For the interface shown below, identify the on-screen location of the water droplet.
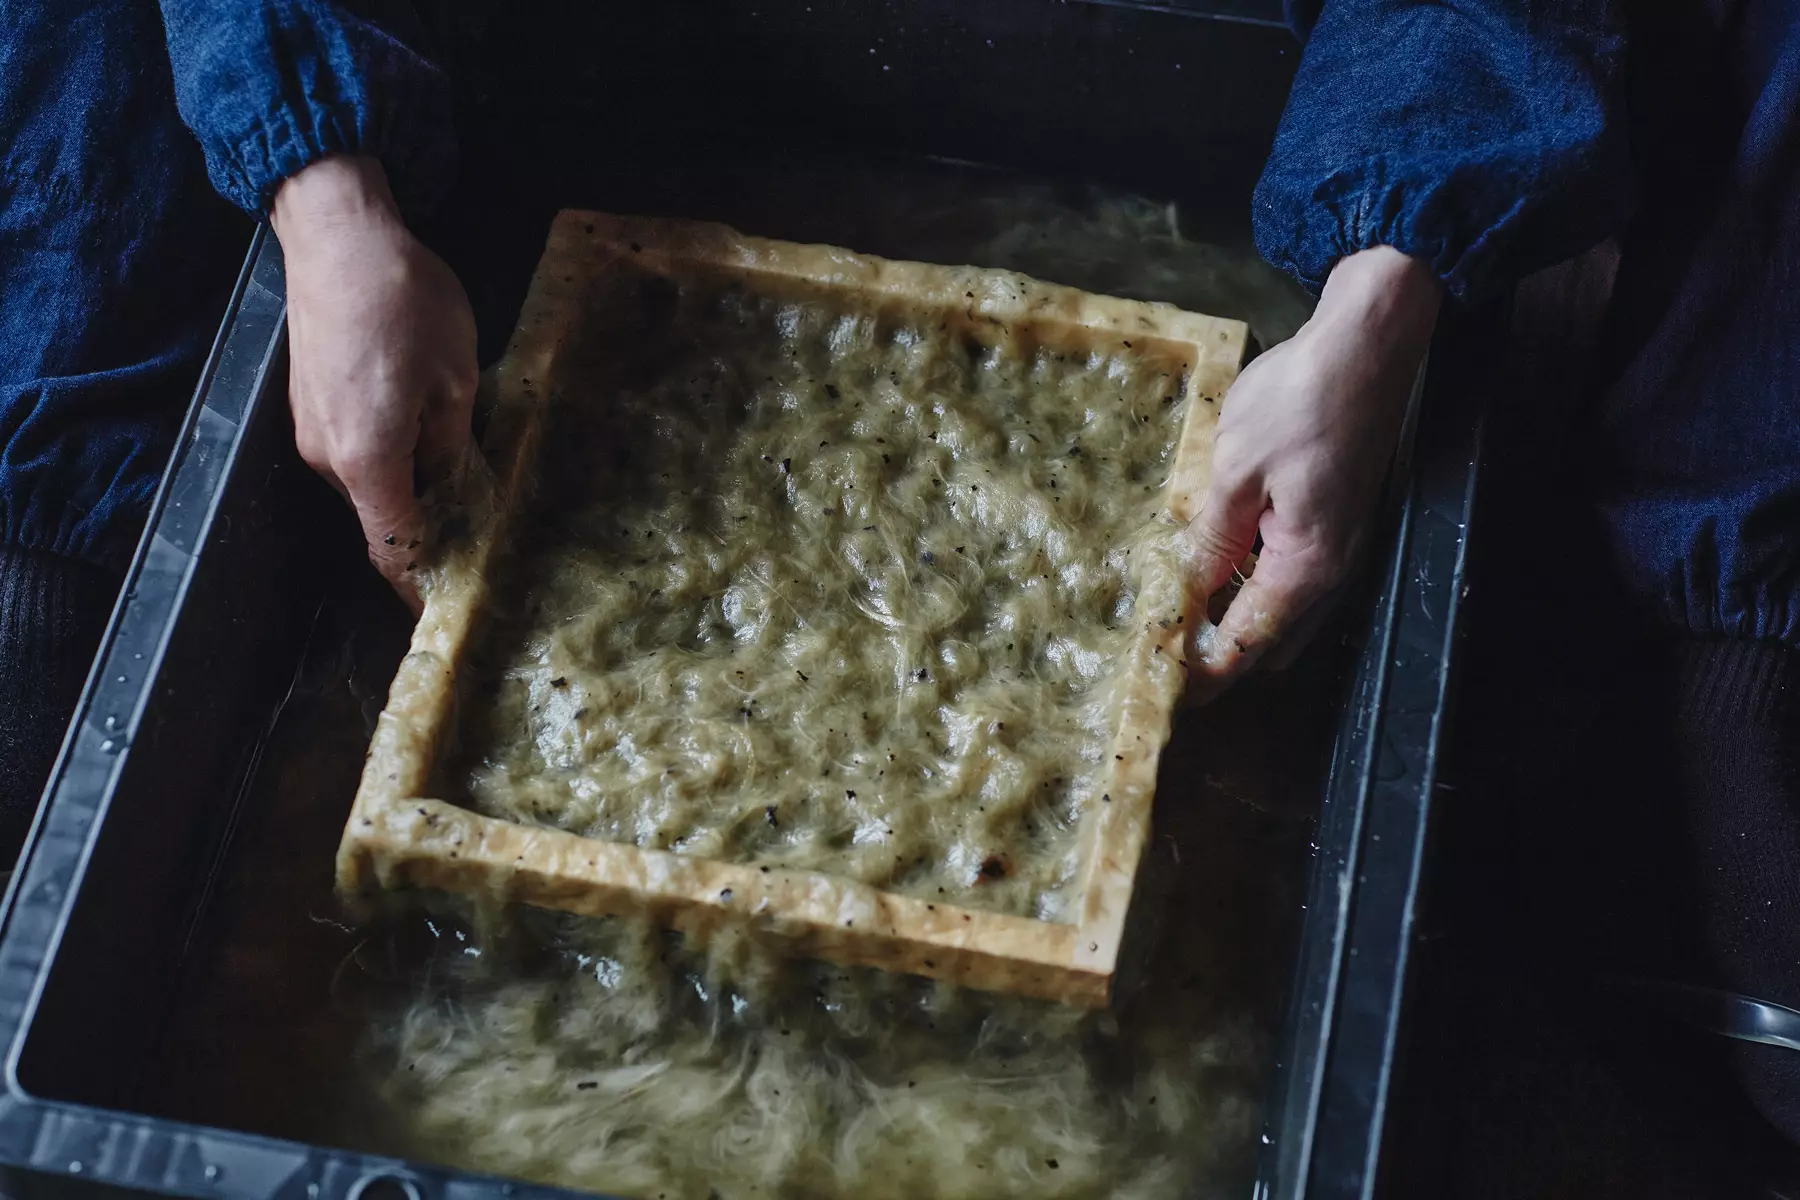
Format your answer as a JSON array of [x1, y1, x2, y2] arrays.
[[115, 675, 128, 684], [307, 1184, 321, 1198], [100, 739, 115, 753], [204, 1164, 222, 1182], [68, 1162, 83, 1175], [103, 715, 118, 730]]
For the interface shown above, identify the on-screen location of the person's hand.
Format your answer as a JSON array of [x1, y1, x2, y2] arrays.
[[1182, 246, 1442, 700], [270, 154, 477, 612]]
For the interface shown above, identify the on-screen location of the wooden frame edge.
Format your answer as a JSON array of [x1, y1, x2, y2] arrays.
[[342, 792, 1106, 1007], [1071, 317, 1250, 974], [336, 210, 1251, 1007]]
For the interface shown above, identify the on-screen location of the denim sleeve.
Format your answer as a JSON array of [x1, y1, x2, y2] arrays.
[[157, 0, 456, 218], [1255, 0, 1633, 301]]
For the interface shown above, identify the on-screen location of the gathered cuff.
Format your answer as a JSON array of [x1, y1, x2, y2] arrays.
[[1250, 0, 1632, 305], [163, 1, 457, 221], [1254, 139, 1630, 304]]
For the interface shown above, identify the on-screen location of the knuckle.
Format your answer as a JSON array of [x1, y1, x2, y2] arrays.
[[452, 362, 480, 402], [335, 447, 400, 486], [294, 437, 332, 475], [1186, 519, 1248, 564], [1222, 354, 1268, 397], [1207, 446, 1265, 506], [1209, 429, 1248, 476]]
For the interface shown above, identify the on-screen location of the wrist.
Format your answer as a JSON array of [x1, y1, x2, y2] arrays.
[[270, 155, 403, 243], [1312, 246, 1442, 350]]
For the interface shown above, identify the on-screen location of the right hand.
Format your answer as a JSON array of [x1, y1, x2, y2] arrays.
[[1182, 246, 1442, 701]]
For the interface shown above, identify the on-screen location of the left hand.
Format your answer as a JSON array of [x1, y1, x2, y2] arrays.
[[270, 154, 477, 612]]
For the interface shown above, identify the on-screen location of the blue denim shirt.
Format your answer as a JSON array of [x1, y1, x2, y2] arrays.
[[0, 0, 453, 570], [1261, 0, 1800, 646]]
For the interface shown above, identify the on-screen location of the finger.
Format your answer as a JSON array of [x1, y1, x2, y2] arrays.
[[1263, 581, 1340, 671], [308, 457, 352, 506], [1185, 542, 1333, 703], [1180, 469, 1266, 604], [338, 451, 427, 615], [417, 365, 477, 485], [1262, 524, 1371, 671], [290, 391, 353, 504]]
